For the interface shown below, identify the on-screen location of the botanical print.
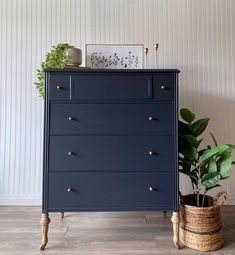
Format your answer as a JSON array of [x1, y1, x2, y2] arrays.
[[86, 45, 143, 69]]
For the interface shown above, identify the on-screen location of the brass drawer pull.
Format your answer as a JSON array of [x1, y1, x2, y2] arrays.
[[67, 187, 73, 192], [68, 151, 74, 156], [148, 116, 155, 121], [161, 85, 166, 90], [149, 186, 157, 192], [56, 85, 63, 90], [148, 150, 155, 156], [68, 117, 74, 121]]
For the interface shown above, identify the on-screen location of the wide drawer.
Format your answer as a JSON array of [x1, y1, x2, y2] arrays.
[[71, 75, 152, 100], [50, 103, 173, 135], [48, 172, 175, 211], [49, 73, 176, 101], [49, 136, 174, 171], [49, 74, 152, 100]]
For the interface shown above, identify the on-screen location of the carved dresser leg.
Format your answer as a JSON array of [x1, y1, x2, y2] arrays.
[[40, 213, 50, 250], [171, 211, 181, 249]]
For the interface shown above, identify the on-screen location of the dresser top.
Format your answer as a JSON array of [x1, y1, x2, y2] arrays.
[[45, 68, 180, 73]]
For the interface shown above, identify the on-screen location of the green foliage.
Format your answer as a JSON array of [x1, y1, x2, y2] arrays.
[[180, 108, 195, 123], [34, 43, 73, 97], [192, 118, 210, 137], [179, 108, 235, 207]]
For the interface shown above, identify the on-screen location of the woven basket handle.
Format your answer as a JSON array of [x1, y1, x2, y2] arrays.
[[214, 191, 228, 206]]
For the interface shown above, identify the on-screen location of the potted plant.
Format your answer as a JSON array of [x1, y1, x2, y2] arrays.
[[34, 43, 73, 97], [178, 108, 235, 251]]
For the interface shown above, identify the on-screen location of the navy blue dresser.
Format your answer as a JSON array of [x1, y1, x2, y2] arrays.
[[40, 69, 180, 250]]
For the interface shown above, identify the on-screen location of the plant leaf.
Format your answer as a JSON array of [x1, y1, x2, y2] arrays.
[[179, 157, 195, 166], [202, 172, 220, 188], [218, 154, 233, 178], [216, 147, 233, 164], [180, 108, 195, 123], [208, 158, 217, 173], [226, 144, 235, 149], [206, 184, 221, 191], [220, 175, 230, 180], [201, 144, 230, 161], [199, 164, 208, 178], [181, 135, 198, 148], [192, 118, 209, 137], [178, 121, 192, 136], [181, 146, 199, 161]]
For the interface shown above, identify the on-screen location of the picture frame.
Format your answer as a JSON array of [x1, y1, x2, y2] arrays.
[[85, 44, 144, 69]]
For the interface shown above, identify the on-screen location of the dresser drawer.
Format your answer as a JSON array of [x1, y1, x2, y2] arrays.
[[70, 75, 152, 100], [49, 136, 174, 171], [48, 172, 174, 211], [153, 74, 175, 101], [50, 103, 173, 135]]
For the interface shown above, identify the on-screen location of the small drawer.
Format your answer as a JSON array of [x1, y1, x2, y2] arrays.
[[48, 172, 174, 211], [49, 136, 174, 172], [49, 74, 70, 100], [50, 103, 173, 135], [71, 75, 152, 100], [153, 74, 175, 101]]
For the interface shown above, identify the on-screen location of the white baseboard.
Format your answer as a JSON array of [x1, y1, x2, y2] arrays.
[[0, 195, 42, 205]]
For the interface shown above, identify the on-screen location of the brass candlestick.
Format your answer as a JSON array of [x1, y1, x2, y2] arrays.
[[154, 43, 159, 68], [144, 48, 149, 69]]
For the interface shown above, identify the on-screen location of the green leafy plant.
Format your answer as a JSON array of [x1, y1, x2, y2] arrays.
[[179, 108, 235, 207], [34, 43, 73, 97]]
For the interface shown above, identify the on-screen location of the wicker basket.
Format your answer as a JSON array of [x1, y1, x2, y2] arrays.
[[179, 191, 227, 252]]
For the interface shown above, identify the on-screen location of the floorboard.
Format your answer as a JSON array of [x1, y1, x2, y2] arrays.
[[0, 206, 234, 255]]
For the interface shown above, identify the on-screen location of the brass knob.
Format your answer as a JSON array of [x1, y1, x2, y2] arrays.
[[67, 187, 73, 192], [68, 151, 73, 156], [161, 85, 166, 90], [56, 85, 62, 90], [148, 116, 154, 121], [149, 186, 157, 192], [68, 117, 73, 121], [148, 150, 155, 155]]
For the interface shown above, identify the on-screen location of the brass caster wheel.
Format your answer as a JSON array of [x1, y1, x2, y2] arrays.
[[163, 211, 167, 217], [40, 244, 46, 251], [60, 212, 64, 219]]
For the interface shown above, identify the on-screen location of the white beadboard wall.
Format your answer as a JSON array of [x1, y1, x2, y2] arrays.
[[0, 0, 235, 205]]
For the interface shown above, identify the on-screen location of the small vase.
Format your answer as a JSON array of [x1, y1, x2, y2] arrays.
[[65, 47, 82, 66]]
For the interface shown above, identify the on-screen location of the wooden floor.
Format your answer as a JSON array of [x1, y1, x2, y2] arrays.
[[0, 206, 235, 255]]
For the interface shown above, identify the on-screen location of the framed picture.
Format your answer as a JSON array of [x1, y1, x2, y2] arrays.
[[86, 44, 144, 69]]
